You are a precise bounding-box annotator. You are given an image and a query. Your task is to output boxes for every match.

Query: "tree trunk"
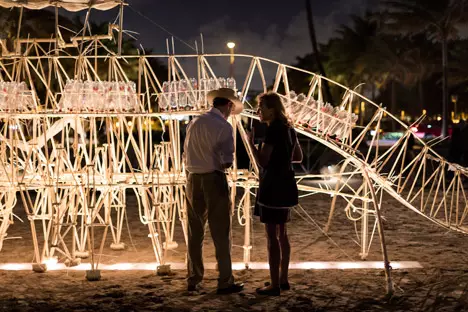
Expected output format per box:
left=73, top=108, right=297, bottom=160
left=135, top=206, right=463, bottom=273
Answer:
left=305, top=0, right=333, bottom=104
left=391, top=80, right=397, bottom=131
left=441, top=37, right=449, bottom=137
left=418, top=80, right=424, bottom=115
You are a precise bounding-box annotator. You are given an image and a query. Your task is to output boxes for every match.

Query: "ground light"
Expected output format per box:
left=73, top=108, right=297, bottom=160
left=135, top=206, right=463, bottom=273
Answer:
left=0, top=261, right=422, bottom=271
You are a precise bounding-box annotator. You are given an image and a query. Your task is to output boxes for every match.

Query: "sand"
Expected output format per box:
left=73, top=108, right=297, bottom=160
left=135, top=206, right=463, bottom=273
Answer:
left=0, top=191, right=467, bottom=311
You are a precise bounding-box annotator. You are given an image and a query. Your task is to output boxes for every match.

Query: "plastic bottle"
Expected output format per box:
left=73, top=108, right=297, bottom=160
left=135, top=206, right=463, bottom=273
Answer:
left=226, top=77, right=236, bottom=90
left=218, top=77, right=226, bottom=88
left=169, top=81, right=178, bottom=110
left=179, top=79, right=188, bottom=109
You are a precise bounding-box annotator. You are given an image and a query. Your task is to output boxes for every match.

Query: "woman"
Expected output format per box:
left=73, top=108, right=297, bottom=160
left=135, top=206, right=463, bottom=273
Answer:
left=249, top=92, right=303, bottom=296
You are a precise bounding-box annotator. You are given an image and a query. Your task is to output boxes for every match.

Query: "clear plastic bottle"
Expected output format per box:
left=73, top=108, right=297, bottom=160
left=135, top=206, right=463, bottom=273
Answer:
left=105, top=82, right=114, bottom=113
left=208, top=77, right=216, bottom=91
left=62, top=80, right=71, bottom=112
left=8, top=82, right=16, bottom=112
left=127, top=82, right=138, bottom=112
left=178, top=79, right=188, bottom=109
left=159, top=81, right=170, bottom=111
left=84, top=80, right=93, bottom=112
left=189, top=78, right=197, bottom=108
left=169, top=81, right=178, bottom=110
left=118, top=81, right=128, bottom=113
left=226, top=77, right=236, bottom=90
left=18, top=82, right=27, bottom=111
left=199, top=78, right=208, bottom=109
left=92, top=81, right=102, bottom=112
left=218, top=77, right=226, bottom=88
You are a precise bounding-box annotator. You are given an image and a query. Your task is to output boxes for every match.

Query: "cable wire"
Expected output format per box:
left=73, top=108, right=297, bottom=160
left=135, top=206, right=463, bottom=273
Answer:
left=127, top=5, right=197, bottom=52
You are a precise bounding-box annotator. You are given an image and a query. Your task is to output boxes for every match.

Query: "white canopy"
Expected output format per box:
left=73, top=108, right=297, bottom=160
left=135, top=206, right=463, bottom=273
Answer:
left=0, top=0, right=122, bottom=12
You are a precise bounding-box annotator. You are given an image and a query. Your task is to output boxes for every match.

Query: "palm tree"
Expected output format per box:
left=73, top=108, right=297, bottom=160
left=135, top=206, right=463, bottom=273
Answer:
left=379, top=0, right=468, bottom=137
left=326, top=13, right=378, bottom=93
left=365, top=34, right=416, bottom=130
left=400, top=34, right=438, bottom=114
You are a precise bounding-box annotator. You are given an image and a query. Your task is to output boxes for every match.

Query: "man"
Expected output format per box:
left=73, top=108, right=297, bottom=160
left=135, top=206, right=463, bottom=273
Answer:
left=183, top=88, right=244, bottom=294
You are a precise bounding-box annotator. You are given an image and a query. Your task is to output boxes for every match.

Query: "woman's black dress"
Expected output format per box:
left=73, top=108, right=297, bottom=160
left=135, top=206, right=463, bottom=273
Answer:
left=254, top=119, right=299, bottom=224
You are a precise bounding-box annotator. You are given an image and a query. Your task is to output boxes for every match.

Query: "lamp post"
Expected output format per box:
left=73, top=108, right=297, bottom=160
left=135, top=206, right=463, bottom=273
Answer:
left=227, top=41, right=235, bottom=78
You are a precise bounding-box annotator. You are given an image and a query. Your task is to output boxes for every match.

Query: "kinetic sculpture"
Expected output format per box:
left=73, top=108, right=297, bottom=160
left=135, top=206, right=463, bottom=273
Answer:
left=0, top=0, right=466, bottom=295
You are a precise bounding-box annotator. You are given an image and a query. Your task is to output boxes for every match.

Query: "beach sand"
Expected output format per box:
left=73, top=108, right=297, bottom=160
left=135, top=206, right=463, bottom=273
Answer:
left=0, top=191, right=467, bottom=311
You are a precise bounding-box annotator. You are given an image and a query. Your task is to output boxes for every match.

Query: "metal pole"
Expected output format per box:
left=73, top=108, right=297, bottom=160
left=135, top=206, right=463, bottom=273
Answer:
left=118, top=1, right=124, bottom=56
left=362, top=169, right=394, bottom=296
left=243, top=186, right=251, bottom=268
left=361, top=181, right=369, bottom=259
left=16, top=6, right=24, bottom=55
left=229, top=47, right=235, bottom=77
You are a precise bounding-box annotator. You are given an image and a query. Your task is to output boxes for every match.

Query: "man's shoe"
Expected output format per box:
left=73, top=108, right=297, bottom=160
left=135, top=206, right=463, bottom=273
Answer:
left=187, top=283, right=202, bottom=292
left=256, top=286, right=280, bottom=296
left=216, top=282, right=244, bottom=295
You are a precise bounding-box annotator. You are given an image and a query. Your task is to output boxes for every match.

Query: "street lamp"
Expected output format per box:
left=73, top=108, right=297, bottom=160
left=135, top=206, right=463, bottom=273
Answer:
left=227, top=42, right=235, bottom=77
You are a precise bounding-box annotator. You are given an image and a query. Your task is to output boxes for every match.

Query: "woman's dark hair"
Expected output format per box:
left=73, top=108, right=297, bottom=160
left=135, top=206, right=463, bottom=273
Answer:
left=257, top=92, right=291, bottom=126
left=213, top=97, right=231, bottom=108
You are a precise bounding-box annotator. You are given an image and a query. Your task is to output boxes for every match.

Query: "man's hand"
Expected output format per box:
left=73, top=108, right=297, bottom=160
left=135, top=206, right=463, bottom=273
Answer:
left=246, top=128, right=255, bottom=145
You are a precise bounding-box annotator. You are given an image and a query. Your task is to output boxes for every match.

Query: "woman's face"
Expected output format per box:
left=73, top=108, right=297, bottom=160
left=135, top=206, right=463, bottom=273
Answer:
left=257, top=102, right=274, bottom=123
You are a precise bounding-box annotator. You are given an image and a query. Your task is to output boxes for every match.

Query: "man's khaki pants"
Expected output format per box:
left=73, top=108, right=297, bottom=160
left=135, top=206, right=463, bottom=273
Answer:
left=186, top=171, right=234, bottom=289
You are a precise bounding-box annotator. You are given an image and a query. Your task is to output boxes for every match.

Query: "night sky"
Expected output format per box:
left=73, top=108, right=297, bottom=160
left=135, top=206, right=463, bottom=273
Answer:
left=84, top=0, right=379, bottom=57
left=65, top=0, right=377, bottom=89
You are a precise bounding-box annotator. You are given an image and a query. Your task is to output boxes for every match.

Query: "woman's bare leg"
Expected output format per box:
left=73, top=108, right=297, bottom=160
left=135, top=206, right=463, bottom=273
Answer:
left=278, top=223, right=290, bottom=284
left=265, top=223, right=280, bottom=288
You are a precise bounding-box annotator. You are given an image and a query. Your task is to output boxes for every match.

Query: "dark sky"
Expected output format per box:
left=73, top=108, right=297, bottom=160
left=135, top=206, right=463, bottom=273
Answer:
left=66, top=0, right=379, bottom=89
left=85, top=0, right=378, bottom=55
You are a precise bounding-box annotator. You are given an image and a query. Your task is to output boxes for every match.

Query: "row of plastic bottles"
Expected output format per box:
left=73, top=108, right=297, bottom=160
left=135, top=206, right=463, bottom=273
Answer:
left=0, top=82, right=33, bottom=112
left=284, top=91, right=358, bottom=139
left=158, top=77, right=236, bottom=111
left=58, top=80, right=140, bottom=113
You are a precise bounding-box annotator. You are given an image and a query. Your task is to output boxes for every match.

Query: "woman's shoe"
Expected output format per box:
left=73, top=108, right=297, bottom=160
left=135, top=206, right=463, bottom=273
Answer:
left=264, top=281, right=290, bottom=291
left=256, top=286, right=280, bottom=296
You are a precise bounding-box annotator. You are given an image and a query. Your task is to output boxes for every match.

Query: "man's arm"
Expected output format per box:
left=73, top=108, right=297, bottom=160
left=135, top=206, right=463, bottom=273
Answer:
left=182, top=119, right=193, bottom=169
left=218, top=125, right=235, bottom=169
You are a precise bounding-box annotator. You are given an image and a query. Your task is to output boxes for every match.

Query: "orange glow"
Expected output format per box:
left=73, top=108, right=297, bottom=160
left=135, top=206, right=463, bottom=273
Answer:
left=0, top=261, right=422, bottom=271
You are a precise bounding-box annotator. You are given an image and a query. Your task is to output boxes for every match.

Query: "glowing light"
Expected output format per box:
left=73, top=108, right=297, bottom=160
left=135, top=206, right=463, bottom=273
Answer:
left=115, top=121, right=120, bottom=127
left=370, top=130, right=377, bottom=136
left=128, top=121, right=133, bottom=127
left=0, top=263, right=29, bottom=270
left=227, top=42, right=236, bottom=49
left=106, top=263, right=133, bottom=270
left=427, top=125, right=432, bottom=129
left=422, top=109, right=427, bottom=115
left=437, top=116, right=442, bottom=121
left=410, top=127, right=418, bottom=132
left=43, top=257, right=58, bottom=269
left=159, top=114, right=188, bottom=121
left=0, top=261, right=423, bottom=271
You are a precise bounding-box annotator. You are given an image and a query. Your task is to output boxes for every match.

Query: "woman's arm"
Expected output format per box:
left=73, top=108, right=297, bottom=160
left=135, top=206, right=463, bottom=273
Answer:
left=291, top=131, right=303, bottom=163
left=246, top=132, right=273, bottom=169
left=292, top=137, right=303, bottom=163
left=257, top=143, right=273, bottom=168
